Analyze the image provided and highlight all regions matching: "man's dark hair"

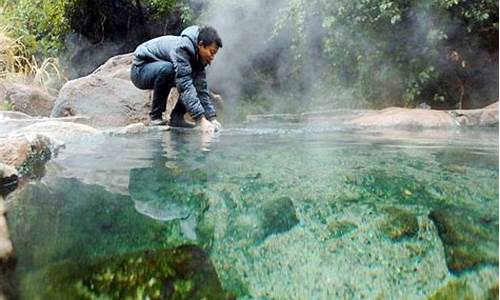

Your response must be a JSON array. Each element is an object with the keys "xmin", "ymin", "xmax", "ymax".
[{"xmin": 198, "ymin": 26, "xmax": 223, "ymax": 48}]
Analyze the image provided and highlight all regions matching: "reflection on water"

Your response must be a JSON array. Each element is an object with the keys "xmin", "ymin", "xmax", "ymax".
[{"xmin": 5, "ymin": 122, "xmax": 499, "ymax": 299}]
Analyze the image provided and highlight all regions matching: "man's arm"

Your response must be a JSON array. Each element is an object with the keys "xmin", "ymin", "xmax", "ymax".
[
  {"xmin": 193, "ymin": 70, "xmax": 217, "ymax": 121},
  {"xmin": 170, "ymin": 46, "xmax": 206, "ymax": 120}
]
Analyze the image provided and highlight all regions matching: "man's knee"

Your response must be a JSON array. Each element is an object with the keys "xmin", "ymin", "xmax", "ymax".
[
  {"xmin": 130, "ymin": 65, "xmax": 146, "ymax": 89},
  {"xmin": 157, "ymin": 63, "xmax": 175, "ymax": 83}
]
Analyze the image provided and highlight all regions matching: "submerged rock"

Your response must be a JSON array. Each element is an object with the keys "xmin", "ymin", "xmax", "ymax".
[
  {"xmin": 429, "ymin": 208, "xmax": 499, "ymax": 274},
  {"xmin": 129, "ymin": 167, "xmax": 210, "ymax": 241},
  {"xmin": 21, "ymin": 245, "xmax": 235, "ymax": 300},
  {"xmin": 259, "ymin": 196, "xmax": 299, "ymax": 240}
]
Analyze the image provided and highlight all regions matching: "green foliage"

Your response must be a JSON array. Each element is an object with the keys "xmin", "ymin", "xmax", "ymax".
[
  {"xmin": 144, "ymin": 0, "xmax": 193, "ymax": 23},
  {"xmin": 144, "ymin": 0, "xmax": 177, "ymax": 19},
  {"xmin": 271, "ymin": 0, "xmax": 498, "ymax": 108},
  {"xmin": 0, "ymin": 0, "xmax": 75, "ymax": 58}
]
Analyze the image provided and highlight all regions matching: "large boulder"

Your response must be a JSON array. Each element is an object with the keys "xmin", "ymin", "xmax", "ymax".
[
  {"xmin": 0, "ymin": 82, "xmax": 55, "ymax": 117},
  {"xmin": 51, "ymin": 53, "xmax": 152, "ymax": 128}
]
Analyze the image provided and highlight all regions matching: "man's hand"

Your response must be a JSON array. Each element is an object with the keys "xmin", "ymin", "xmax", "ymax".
[
  {"xmin": 198, "ymin": 116, "xmax": 215, "ymax": 134},
  {"xmin": 211, "ymin": 119, "xmax": 222, "ymax": 131}
]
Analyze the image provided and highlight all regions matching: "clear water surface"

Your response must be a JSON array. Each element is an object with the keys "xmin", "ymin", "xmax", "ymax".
[{"xmin": 5, "ymin": 118, "xmax": 499, "ymax": 299}]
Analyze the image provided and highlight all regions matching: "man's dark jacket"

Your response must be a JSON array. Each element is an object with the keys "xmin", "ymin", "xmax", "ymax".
[{"xmin": 132, "ymin": 26, "xmax": 216, "ymax": 120}]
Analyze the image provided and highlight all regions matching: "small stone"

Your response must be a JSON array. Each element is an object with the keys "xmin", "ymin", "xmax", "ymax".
[{"xmin": 327, "ymin": 220, "xmax": 358, "ymax": 239}]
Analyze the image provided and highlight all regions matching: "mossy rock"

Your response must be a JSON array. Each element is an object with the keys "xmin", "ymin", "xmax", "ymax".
[
  {"xmin": 22, "ymin": 245, "xmax": 235, "ymax": 300},
  {"xmin": 259, "ymin": 196, "xmax": 299, "ymax": 240},
  {"xmin": 427, "ymin": 278, "xmax": 499, "ymax": 300},
  {"xmin": 429, "ymin": 208, "xmax": 499, "ymax": 274},
  {"xmin": 381, "ymin": 207, "xmax": 419, "ymax": 241},
  {"xmin": 327, "ymin": 220, "xmax": 358, "ymax": 239}
]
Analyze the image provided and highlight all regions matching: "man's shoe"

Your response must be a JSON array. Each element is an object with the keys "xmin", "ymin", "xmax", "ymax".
[
  {"xmin": 169, "ymin": 113, "xmax": 196, "ymax": 128},
  {"xmin": 149, "ymin": 118, "xmax": 168, "ymax": 126}
]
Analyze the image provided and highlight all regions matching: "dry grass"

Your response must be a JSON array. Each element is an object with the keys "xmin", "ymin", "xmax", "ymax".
[{"xmin": 0, "ymin": 24, "xmax": 65, "ymax": 94}]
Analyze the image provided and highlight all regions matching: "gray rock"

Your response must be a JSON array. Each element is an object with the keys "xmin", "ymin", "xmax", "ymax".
[
  {"xmin": 51, "ymin": 73, "xmax": 151, "ymax": 128},
  {"xmin": 0, "ymin": 115, "xmax": 92, "ymax": 137},
  {"xmin": 0, "ymin": 111, "xmax": 33, "ymax": 120},
  {"xmin": 92, "ymin": 53, "xmax": 134, "ymax": 80},
  {"xmin": 106, "ymin": 122, "xmax": 150, "ymax": 135},
  {"xmin": 0, "ymin": 135, "xmax": 52, "ymax": 175},
  {"xmin": 347, "ymin": 107, "xmax": 459, "ymax": 129},
  {"xmin": 1, "ymin": 83, "xmax": 55, "ymax": 117},
  {"xmin": 451, "ymin": 102, "xmax": 499, "ymax": 127},
  {"xmin": 346, "ymin": 102, "xmax": 499, "ymax": 129},
  {"xmin": 14, "ymin": 120, "xmax": 101, "ymax": 143}
]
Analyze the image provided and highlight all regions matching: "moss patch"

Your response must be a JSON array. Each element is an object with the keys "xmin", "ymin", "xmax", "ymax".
[
  {"xmin": 22, "ymin": 245, "xmax": 235, "ymax": 300},
  {"xmin": 327, "ymin": 220, "xmax": 358, "ymax": 239},
  {"xmin": 380, "ymin": 207, "xmax": 419, "ymax": 241}
]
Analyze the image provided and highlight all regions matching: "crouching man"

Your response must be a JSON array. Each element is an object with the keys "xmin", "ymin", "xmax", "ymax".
[{"xmin": 130, "ymin": 25, "xmax": 222, "ymax": 133}]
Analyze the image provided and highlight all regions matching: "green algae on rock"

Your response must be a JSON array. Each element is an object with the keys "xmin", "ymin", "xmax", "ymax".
[
  {"xmin": 327, "ymin": 220, "xmax": 358, "ymax": 239},
  {"xmin": 381, "ymin": 207, "xmax": 419, "ymax": 241},
  {"xmin": 429, "ymin": 208, "xmax": 499, "ymax": 274},
  {"xmin": 21, "ymin": 245, "xmax": 234, "ymax": 300},
  {"xmin": 259, "ymin": 196, "xmax": 299, "ymax": 240},
  {"xmin": 427, "ymin": 277, "xmax": 499, "ymax": 300}
]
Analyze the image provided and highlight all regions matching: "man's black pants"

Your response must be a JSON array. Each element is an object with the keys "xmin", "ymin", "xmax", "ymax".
[{"xmin": 131, "ymin": 61, "xmax": 186, "ymax": 120}]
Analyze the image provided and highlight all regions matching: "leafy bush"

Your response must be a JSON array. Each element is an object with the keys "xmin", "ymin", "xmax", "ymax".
[{"xmin": 0, "ymin": 0, "xmax": 75, "ymax": 58}]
